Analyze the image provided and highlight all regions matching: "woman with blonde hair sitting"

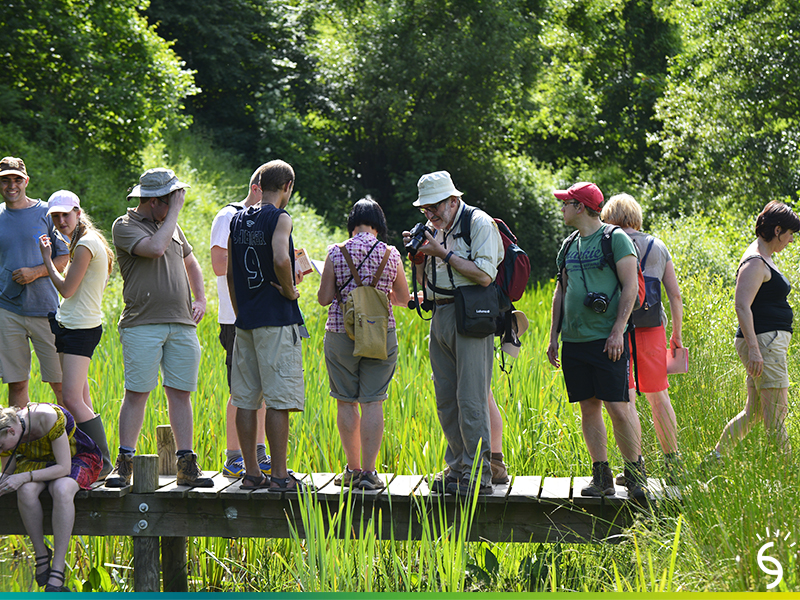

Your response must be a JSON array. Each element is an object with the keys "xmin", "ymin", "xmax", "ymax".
[
  {"xmin": 0, "ymin": 403, "xmax": 101, "ymax": 591},
  {"xmin": 601, "ymin": 193, "xmax": 684, "ymax": 482}
]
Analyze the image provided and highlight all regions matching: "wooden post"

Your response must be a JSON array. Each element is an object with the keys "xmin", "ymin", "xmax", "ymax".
[
  {"xmin": 132, "ymin": 454, "xmax": 160, "ymax": 592},
  {"xmin": 161, "ymin": 537, "xmax": 189, "ymax": 592},
  {"xmin": 157, "ymin": 425, "xmax": 177, "ymax": 476}
]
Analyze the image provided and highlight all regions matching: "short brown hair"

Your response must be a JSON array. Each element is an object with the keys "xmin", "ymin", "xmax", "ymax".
[
  {"xmin": 601, "ymin": 193, "xmax": 643, "ymax": 230},
  {"xmin": 255, "ymin": 160, "xmax": 294, "ymax": 192},
  {"xmin": 756, "ymin": 201, "xmax": 800, "ymax": 241}
]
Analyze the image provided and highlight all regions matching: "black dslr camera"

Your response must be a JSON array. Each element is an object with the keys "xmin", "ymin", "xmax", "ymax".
[
  {"xmin": 584, "ymin": 291, "xmax": 610, "ymax": 314},
  {"xmin": 405, "ymin": 223, "xmax": 434, "ymax": 257}
]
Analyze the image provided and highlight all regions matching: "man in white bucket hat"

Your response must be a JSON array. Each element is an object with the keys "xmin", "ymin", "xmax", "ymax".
[
  {"xmin": 0, "ymin": 156, "xmax": 69, "ymax": 408},
  {"xmin": 403, "ymin": 170, "xmax": 503, "ymax": 495},
  {"xmin": 107, "ymin": 167, "xmax": 212, "ymax": 488}
]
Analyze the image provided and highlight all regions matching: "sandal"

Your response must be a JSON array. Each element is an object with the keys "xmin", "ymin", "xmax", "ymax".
[
  {"xmin": 240, "ymin": 473, "xmax": 271, "ymax": 490},
  {"xmin": 45, "ymin": 568, "xmax": 70, "ymax": 592},
  {"xmin": 268, "ymin": 472, "xmax": 311, "ymax": 493},
  {"xmin": 35, "ymin": 546, "xmax": 52, "ymax": 587}
]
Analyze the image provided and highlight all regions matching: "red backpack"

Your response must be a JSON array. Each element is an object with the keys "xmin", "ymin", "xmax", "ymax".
[{"xmin": 456, "ymin": 206, "xmax": 531, "ymax": 303}]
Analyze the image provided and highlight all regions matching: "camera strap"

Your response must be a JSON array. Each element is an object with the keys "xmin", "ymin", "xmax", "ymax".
[
  {"xmin": 333, "ymin": 240, "xmax": 380, "ymax": 304},
  {"xmin": 576, "ymin": 237, "xmax": 619, "ymax": 302}
]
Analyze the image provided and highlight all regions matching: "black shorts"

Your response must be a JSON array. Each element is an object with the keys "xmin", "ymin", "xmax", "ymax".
[
  {"xmin": 218, "ymin": 323, "xmax": 236, "ymax": 391},
  {"xmin": 562, "ymin": 338, "xmax": 630, "ymax": 403},
  {"xmin": 48, "ymin": 313, "xmax": 102, "ymax": 359}
]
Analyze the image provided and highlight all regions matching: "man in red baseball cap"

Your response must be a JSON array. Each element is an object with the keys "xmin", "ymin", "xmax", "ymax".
[{"xmin": 547, "ymin": 181, "xmax": 647, "ymax": 499}]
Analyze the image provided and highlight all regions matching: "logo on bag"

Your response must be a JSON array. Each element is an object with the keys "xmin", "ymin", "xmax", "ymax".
[
  {"xmin": 756, "ymin": 527, "xmax": 795, "ymax": 589},
  {"xmin": 476, "ymin": 309, "xmax": 491, "ymax": 314}
]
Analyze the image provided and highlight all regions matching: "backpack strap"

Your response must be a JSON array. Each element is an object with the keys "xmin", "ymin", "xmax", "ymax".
[
  {"xmin": 369, "ymin": 248, "xmax": 391, "ymax": 288},
  {"xmin": 338, "ymin": 245, "xmax": 364, "ymax": 287},
  {"xmin": 639, "ymin": 237, "xmax": 655, "ymax": 271},
  {"xmin": 333, "ymin": 241, "xmax": 381, "ymax": 304},
  {"xmin": 451, "ymin": 204, "xmax": 476, "ymax": 251}
]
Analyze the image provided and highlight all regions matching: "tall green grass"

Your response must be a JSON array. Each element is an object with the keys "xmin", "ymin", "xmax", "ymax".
[{"xmin": 2, "ymin": 142, "xmax": 799, "ymax": 591}]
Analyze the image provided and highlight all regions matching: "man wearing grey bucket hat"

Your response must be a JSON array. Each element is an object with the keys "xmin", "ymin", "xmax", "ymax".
[
  {"xmin": 106, "ymin": 167, "xmax": 212, "ymax": 488},
  {"xmin": 403, "ymin": 170, "xmax": 504, "ymax": 496},
  {"xmin": 0, "ymin": 156, "xmax": 69, "ymax": 408}
]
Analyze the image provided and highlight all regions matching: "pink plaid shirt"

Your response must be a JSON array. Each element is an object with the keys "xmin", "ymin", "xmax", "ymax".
[{"xmin": 325, "ymin": 232, "xmax": 401, "ymax": 333}]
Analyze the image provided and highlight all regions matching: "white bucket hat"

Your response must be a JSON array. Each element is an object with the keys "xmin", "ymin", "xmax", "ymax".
[
  {"xmin": 46, "ymin": 190, "xmax": 81, "ymax": 215},
  {"xmin": 501, "ymin": 310, "xmax": 530, "ymax": 358},
  {"xmin": 127, "ymin": 168, "xmax": 190, "ymax": 199},
  {"xmin": 414, "ymin": 170, "xmax": 463, "ymax": 207}
]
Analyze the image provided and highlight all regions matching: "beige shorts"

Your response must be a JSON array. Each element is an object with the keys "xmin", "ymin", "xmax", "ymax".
[
  {"xmin": 0, "ymin": 308, "xmax": 61, "ymax": 383},
  {"xmin": 735, "ymin": 330, "xmax": 791, "ymax": 390},
  {"xmin": 324, "ymin": 330, "xmax": 398, "ymax": 403},
  {"xmin": 231, "ymin": 324, "xmax": 305, "ymax": 411}
]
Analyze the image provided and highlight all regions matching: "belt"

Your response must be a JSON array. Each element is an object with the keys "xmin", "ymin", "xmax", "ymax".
[{"xmin": 435, "ymin": 298, "xmax": 455, "ymax": 305}]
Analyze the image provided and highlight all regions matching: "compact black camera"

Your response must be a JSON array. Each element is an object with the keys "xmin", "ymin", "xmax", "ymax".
[
  {"xmin": 405, "ymin": 223, "xmax": 434, "ymax": 256},
  {"xmin": 584, "ymin": 291, "xmax": 610, "ymax": 313}
]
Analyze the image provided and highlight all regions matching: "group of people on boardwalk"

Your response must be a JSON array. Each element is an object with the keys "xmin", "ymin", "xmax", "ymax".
[{"xmin": 0, "ymin": 153, "xmax": 796, "ymax": 590}]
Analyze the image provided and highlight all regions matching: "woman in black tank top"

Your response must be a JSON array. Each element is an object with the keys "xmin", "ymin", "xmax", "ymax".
[{"xmin": 711, "ymin": 201, "xmax": 800, "ymax": 460}]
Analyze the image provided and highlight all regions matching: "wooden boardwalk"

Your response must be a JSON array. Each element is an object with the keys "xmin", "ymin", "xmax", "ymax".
[{"xmin": 0, "ymin": 454, "xmax": 680, "ymax": 591}]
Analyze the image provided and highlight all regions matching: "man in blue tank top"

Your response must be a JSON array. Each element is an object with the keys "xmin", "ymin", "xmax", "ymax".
[{"xmin": 227, "ymin": 159, "xmax": 308, "ymax": 492}]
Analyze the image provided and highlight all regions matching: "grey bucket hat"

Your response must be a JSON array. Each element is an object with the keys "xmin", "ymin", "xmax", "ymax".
[{"xmin": 127, "ymin": 168, "xmax": 190, "ymax": 199}]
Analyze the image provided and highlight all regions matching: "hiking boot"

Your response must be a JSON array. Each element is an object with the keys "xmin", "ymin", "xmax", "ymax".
[
  {"xmin": 664, "ymin": 452, "xmax": 684, "ymax": 487},
  {"xmin": 222, "ymin": 455, "xmax": 245, "ymax": 478},
  {"xmin": 176, "ymin": 452, "xmax": 214, "ymax": 488},
  {"xmin": 334, "ymin": 465, "xmax": 361, "ymax": 487},
  {"xmin": 491, "ymin": 454, "xmax": 509, "ymax": 484},
  {"xmin": 581, "ymin": 461, "xmax": 615, "ymax": 497},
  {"xmin": 615, "ymin": 472, "xmax": 626, "ymax": 487},
  {"xmin": 105, "ymin": 453, "xmax": 133, "ymax": 488},
  {"xmin": 357, "ymin": 470, "xmax": 385, "ymax": 491},
  {"xmin": 624, "ymin": 457, "xmax": 647, "ymax": 500},
  {"xmin": 429, "ymin": 470, "xmax": 459, "ymax": 494},
  {"xmin": 446, "ymin": 476, "xmax": 493, "ymax": 496}
]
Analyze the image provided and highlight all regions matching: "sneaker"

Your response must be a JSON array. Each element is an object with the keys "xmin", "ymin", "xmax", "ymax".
[
  {"xmin": 105, "ymin": 453, "xmax": 134, "ymax": 488},
  {"xmin": 624, "ymin": 457, "xmax": 647, "ymax": 500},
  {"xmin": 259, "ymin": 455, "xmax": 272, "ymax": 475},
  {"xmin": 334, "ymin": 466, "xmax": 361, "ymax": 487},
  {"xmin": 176, "ymin": 452, "xmax": 214, "ymax": 488},
  {"xmin": 491, "ymin": 455, "xmax": 510, "ymax": 484},
  {"xmin": 223, "ymin": 456, "xmax": 245, "ymax": 478},
  {"xmin": 429, "ymin": 470, "xmax": 458, "ymax": 494},
  {"xmin": 357, "ymin": 470, "xmax": 385, "ymax": 491},
  {"xmin": 581, "ymin": 461, "xmax": 615, "ymax": 497},
  {"xmin": 446, "ymin": 476, "xmax": 493, "ymax": 496}
]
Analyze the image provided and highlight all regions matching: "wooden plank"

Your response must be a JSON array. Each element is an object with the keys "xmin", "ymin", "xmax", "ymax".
[
  {"xmin": 186, "ymin": 473, "xmax": 236, "ymax": 499},
  {"xmin": 539, "ymin": 477, "xmax": 571, "ymax": 501},
  {"xmin": 161, "ymin": 536, "xmax": 188, "ymax": 592},
  {"xmin": 315, "ymin": 472, "xmax": 357, "ymax": 501},
  {"xmin": 506, "ymin": 475, "xmax": 541, "ymax": 502},
  {"xmin": 133, "ymin": 537, "xmax": 161, "ymax": 591},
  {"xmin": 88, "ymin": 483, "xmax": 130, "ymax": 498},
  {"xmin": 307, "ymin": 472, "xmax": 336, "ymax": 492},
  {"xmin": 382, "ymin": 474, "xmax": 423, "ymax": 501},
  {"xmin": 348, "ymin": 472, "xmax": 394, "ymax": 500},
  {"xmin": 484, "ymin": 480, "xmax": 510, "ymax": 504}
]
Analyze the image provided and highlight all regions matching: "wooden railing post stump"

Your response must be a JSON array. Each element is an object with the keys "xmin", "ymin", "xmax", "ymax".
[
  {"xmin": 132, "ymin": 455, "xmax": 161, "ymax": 592},
  {"xmin": 157, "ymin": 425, "xmax": 177, "ymax": 476}
]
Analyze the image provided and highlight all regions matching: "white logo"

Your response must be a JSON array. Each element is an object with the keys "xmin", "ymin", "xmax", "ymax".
[{"xmin": 756, "ymin": 527, "xmax": 795, "ymax": 589}]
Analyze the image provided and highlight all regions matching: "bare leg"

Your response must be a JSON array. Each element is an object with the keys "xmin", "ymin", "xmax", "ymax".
[
  {"xmin": 16, "ymin": 480, "xmax": 48, "ymax": 572},
  {"xmin": 360, "ymin": 401, "xmax": 384, "ymax": 473},
  {"xmin": 579, "ymin": 397, "xmax": 608, "ymax": 462},
  {"xmin": 47, "ymin": 477, "xmax": 79, "ymax": 586},
  {"xmin": 8, "ymin": 380, "xmax": 29, "ymax": 409},
  {"xmin": 715, "ymin": 381, "xmax": 761, "ymax": 454},
  {"xmin": 644, "ymin": 389, "xmax": 679, "ymax": 454},
  {"xmin": 225, "ymin": 397, "xmax": 239, "ymax": 451},
  {"xmin": 235, "ymin": 407, "xmax": 260, "ymax": 477},
  {"xmin": 59, "ymin": 354, "xmax": 94, "ymax": 422},
  {"xmin": 488, "ymin": 391, "xmax": 503, "ymax": 453},
  {"xmin": 605, "ymin": 399, "xmax": 642, "ymax": 462},
  {"xmin": 266, "ymin": 409, "xmax": 290, "ymax": 480},
  {"xmin": 117, "ymin": 390, "xmax": 150, "ymax": 449},
  {"xmin": 337, "ymin": 400, "xmax": 362, "ymax": 471},
  {"xmin": 49, "ymin": 382, "xmax": 63, "ymax": 407},
  {"xmin": 164, "ymin": 386, "xmax": 194, "ymax": 451}
]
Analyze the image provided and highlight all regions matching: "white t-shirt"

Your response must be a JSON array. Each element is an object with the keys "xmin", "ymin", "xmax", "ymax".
[
  {"xmin": 57, "ymin": 230, "xmax": 108, "ymax": 329},
  {"xmin": 210, "ymin": 204, "xmax": 241, "ymax": 324}
]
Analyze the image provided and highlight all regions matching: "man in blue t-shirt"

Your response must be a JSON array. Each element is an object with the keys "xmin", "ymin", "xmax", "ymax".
[
  {"xmin": 227, "ymin": 159, "xmax": 307, "ymax": 492},
  {"xmin": 546, "ymin": 181, "xmax": 646, "ymax": 499},
  {"xmin": 0, "ymin": 156, "xmax": 69, "ymax": 408}
]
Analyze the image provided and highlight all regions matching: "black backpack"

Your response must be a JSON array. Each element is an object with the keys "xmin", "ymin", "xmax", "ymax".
[{"xmin": 630, "ymin": 236, "xmax": 662, "ymax": 328}]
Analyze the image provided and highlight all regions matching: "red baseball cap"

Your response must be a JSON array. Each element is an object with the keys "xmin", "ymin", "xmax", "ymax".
[{"xmin": 554, "ymin": 182, "xmax": 604, "ymax": 211}]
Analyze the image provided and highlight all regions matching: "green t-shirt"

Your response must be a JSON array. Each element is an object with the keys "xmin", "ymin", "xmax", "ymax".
[{"xmin": 556, "ymin": 225, "xmax": 636, "ymax": 343}]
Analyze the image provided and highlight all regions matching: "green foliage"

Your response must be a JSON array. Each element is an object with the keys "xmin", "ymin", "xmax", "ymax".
[
  {"xmin": 652, "ymin": 0, "xmax": 800, "ymax": 215},
  {"xmin": 0, "ymin": 0, "xmax": 195, "ymax": 168}
]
